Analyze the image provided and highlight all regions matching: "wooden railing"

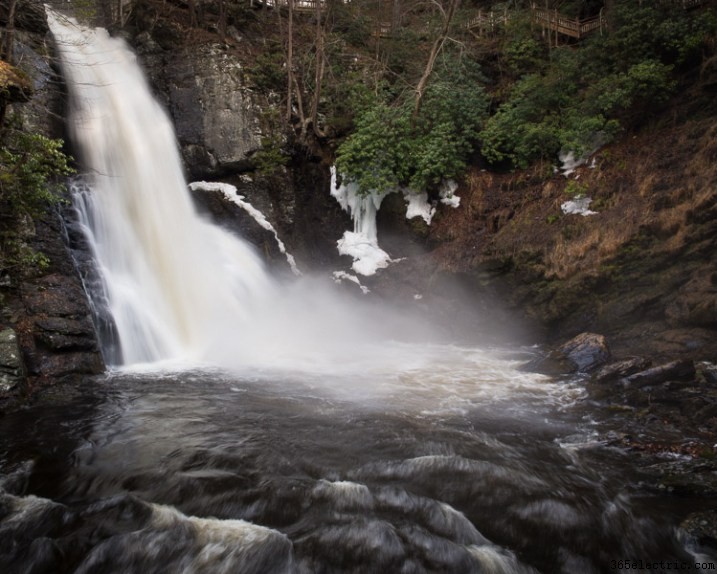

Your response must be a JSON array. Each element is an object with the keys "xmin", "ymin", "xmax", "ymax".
[
  {"xmin": 467, "ymin": 10, "xmax": 509, "ymax": 36},
  {"xmin": 257, "ymin": 0, "xmax": 328, "ymax": 13},
  {"xmin": 531, "ymin": 5, "xmax": 605, "ymax": 40},
  {"xmin": 662, "ymin": 0, "xmax": 711, "ymax": 8}
]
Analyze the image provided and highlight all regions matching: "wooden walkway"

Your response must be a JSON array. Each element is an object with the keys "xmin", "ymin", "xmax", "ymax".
[
  {"xmin": 468, "ymin": 1, "xmax": 712, "ymax": 41},
  {"xmin": 254, "ymin": 0, "xmax": 327, "ymax": 13},
  {"xmin": 531, "ymin": 5, "xmax": 605, "ymax": 40}
]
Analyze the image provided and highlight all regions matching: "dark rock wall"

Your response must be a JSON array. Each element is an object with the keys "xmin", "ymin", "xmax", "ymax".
[
  {"xmin": 136, "ymin": 37, "xmax": 263, "ymax": 179},
  {"xmin": 424, "ymin": 98, "xmax": 717, "ymax": 361},
  {"xmin": 1, "ymin": 6, "xmax": 105, "ymax": 406}
]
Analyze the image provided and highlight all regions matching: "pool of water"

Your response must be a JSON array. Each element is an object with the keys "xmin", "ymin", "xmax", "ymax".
[{"xmin": 0, "ymin": 345, "xmax": 709, "ymax": 573}]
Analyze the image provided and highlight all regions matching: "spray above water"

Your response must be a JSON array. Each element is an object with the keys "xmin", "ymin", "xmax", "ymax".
[
  {"xmin": 47, "ymin": 8, "xmax": 561, "ymax": 414},
  {"xmin": 49, "ymin": 10, "xmax": 443, "ymax": 374}
]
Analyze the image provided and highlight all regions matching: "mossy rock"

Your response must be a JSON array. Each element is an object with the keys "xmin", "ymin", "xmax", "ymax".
[{"xmin": 0, "ymin": 60, "xmax": 32, "ymax": 103}]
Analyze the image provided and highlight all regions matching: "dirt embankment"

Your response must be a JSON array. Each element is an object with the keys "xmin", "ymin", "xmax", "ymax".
[{"xmin": 425, "ymin": 75, "xmax": 717, "ymax": 363}]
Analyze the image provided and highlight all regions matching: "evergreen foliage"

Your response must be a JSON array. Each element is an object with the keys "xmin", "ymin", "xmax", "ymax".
[
  {"xmin": 137, "ymin": 0, "xmax": 717, "ymax": 184},
  {"xmin": 0, "ymin": 125, "xmax": 74, "ymax": 272},
  {"xmin": 335, "ymin": 55, "xmax": 489, "ymax": 195},
  {"xmin": 479, "ymin": 1, "xmax": 713, "ymax": 169}
]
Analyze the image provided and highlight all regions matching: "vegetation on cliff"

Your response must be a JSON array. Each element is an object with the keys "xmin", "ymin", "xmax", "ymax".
[
  {"xmin": 0, "ymin": 124, "xmax": 73, "ymax": 273},
  {"xmin": 1, "ymin": 0, "xmax": 714, "ymax": 352},
  {"xmin": 126, "ymin": 0, "xmax": 716, "ymax": 195},
  {"xmin": 0, "ymin": 55, "xmax": 73, "ymax": 275}
]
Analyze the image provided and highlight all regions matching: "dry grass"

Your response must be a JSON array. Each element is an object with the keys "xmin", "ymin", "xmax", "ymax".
[
  {"xmin": 545, "ymin": 223, "xmax": 633, "ymax": 280},
  {"xmin": 430, "ymin": 106, "xmax": 717, "ymax": 286},
  {"xmin": 637, "ymin": 172, "xmax": 660, "ymax": 199}
]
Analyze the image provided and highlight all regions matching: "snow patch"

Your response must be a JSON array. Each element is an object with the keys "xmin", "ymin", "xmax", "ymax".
[
  {"xmin": 439, "ymin": 179, "xmax": 461, "ymax": 208},
  {"xmin": 337, "ymin": 232, "xmax": 392, "ymax": 276},
  {"xmin": 189, "ymin": 181, "xmax": 301, "ymax": 275},
  {"xmin": 558, "ymin": 151, "xmax": 586, "ymax": 177},
  {"xmin": 561, "ymin": 197, "xmax": 597, "ymax": 217},
  {"xmin": 330, "ymin": 167, "xmax": 394, "ymax": 276},
  {"xmin": 404, "ymin": 190, "xmax": 435, "ymax": 225},
  {"xmin": 330, "ymin": 169, "xmax": 461, "ymax": 276}
]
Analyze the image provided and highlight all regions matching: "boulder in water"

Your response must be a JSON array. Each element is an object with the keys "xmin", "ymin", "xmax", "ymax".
[
  {"xmin": 679, "ymin": 510, "xmax": 717, "ymax": 559},
  {"xmin": 593, "ymin": 357, "xmax": 652, "ymax": 384},
  {"xmin": 623, "ymin": 359, "xmax": 696, "ymax": 388},
  {"xmin": 526, "ymin": 332, "xmax": 610, "ymax": 375}
]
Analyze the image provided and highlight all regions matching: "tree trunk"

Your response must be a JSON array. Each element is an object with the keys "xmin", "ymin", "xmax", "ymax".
[
  {"xmin": 286, "ymin": 0, "xmax": 294, "ymax": 122},
  {"xmin": 188, "ymin": 0, "xmax": 197, "ymax": 27},
  {"xmin": 391, "ymin": 0, "xmax": 401, "ymax": 33},
  {"xmin": 309, "ymin": 0, "xmax": 327, "ymax": 138},
  {"xmin": 413, "ymin": 0, "xmax": 459, "ymax": 117},
  {"xmin": 2, "ymin": 0, "xmax": 17, "ymax": 63},
  {"xmin": 218, "ymin": 0, "xmax": 227, "ymax": 41}
]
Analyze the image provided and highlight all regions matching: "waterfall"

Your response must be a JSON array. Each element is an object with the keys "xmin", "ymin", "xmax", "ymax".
[
  {"xmin": 47, "ymin": 10, "xmax": 448, "ymax": 376},
  {"xmin": 48, "ymin": 11, "xmax": 272, "ymax": 366}
]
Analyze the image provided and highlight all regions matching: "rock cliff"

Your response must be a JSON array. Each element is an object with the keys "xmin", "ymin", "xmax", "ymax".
[{"xmin": 0, "ymin": 1, "xmax": 104, "ymax": 408}]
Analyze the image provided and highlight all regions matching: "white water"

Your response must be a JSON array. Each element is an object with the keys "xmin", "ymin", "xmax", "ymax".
[
  {"xmin": 18, "ymin": 17, "xmax": 698, "ymax": 574},
  {"xmin": 50, "ymin": 11, "xmax": 272, "ymax": 365},
  {"xmin": 51, "ymin": 11, "xmax": 418, "ymax": 371}
]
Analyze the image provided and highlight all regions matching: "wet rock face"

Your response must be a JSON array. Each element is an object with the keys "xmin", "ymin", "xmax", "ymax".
[
  {"xmin": 0, "ymin": 4, "xmax": 104, "ymax": 403},
  {"xmin": 0, "ymin": 1, "xmax": 64, "ymax": 138},
  {"xmin": 138, "ymin": 40, "xmax": 264, "ymax": 179},
  {"xmin": 0, "ymin": 0, "xmax": 49, "ymax": 34},
  {"xmin": 19, "ymin": 274, "xmax": 104, "ymax": 379},
  {"xmin": 0, "ymin": 329, "xmax": 24, "ymax": 393},
  {"xmin": 13, "ymin": 214, "xmax": 104, "ymax": 386},
  {"xmin": 21, "ymin": 275, "xmax": 103, "ymax": 372}
]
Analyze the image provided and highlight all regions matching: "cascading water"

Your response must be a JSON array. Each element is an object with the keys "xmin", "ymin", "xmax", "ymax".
[{"xmin": 49, "ymin": 10, "xmax": 271, "ymax": 366}]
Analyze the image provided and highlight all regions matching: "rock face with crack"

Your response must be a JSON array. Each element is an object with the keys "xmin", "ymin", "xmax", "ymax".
[{"xmin": 137, "ymin": 39, "xmax": 264, "ymax": 179}]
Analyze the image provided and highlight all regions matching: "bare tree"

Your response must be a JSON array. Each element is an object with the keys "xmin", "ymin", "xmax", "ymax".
[
  {"xmin": 307, "ymin": 0, "xmax": 328, "ymax": 138},
  {"xmin": 391, "ymin": 0, "xmax": 401, "ymax": 33},
  {"xmin": 2, "ymin": 0, "xmax": 17, "ymax": 63},
  {"xmin": 218, "ymin": 0, "xmax": 227, "ymax": 41},
  {"xmin": 286, "ymin": 0, "xmax": 295, "ymax": 122},
  {"xmin": 414, "ymin": 0, "xmax": 459, "ymax": 117},
  {"xmin": 188, "ymin": 0, "xmax": 198, "ymax": 27}
]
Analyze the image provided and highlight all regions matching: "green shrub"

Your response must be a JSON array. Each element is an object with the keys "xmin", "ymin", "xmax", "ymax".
[
  {"xmin": 0, "ymin": 127, "xmax": 73, "ymax": 273},
  {"xmin": 335, "ymin": 54, "xmax": 489, "ymax": 195},
  {"xmin": 247, "ymin": 46, "xmax": 286, "ymax": 92}
]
